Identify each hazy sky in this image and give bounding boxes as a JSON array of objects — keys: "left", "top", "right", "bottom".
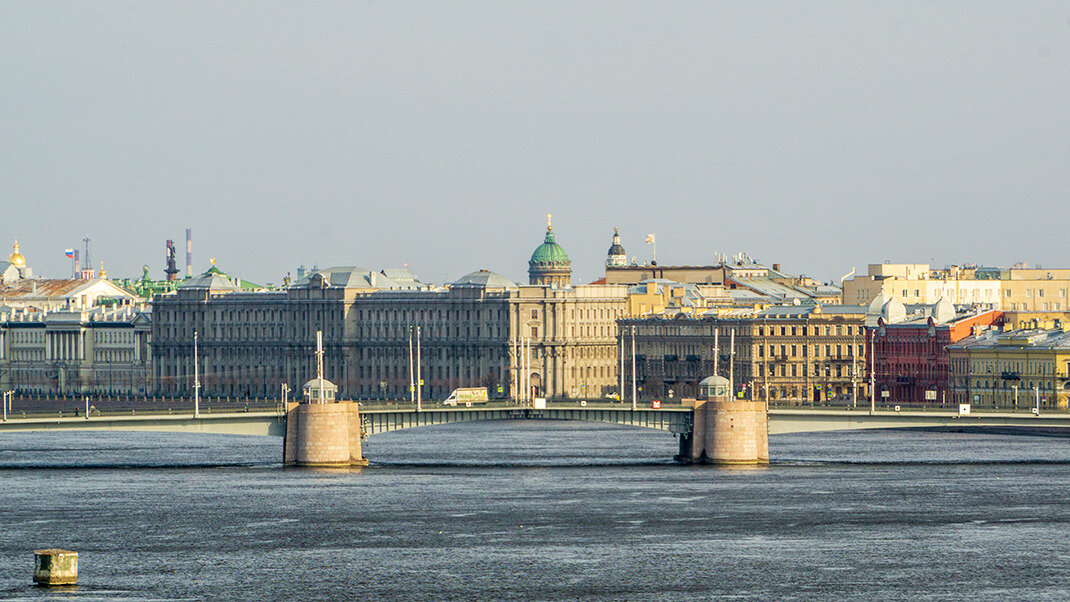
[{"left": 3, "top": 2, "right": 1069, "bottom": 286}]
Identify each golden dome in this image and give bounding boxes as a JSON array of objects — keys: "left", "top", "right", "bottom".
[{"left": 8, "top": 240, "right": 26, "bottom": 268}]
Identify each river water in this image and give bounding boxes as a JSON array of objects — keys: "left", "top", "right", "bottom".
[{"left": 0, "top": 421, "right": 1068, "bottom": 601}]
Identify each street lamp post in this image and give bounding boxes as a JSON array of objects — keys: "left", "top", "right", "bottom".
[
  {"left": 869, "top": 329, "right": 876, "bottom": 414},
  {"left": 193, "top": 330, "right": 200, "bottom": 418},
  {"left": 851, "top": 334, "right": 858, "bottom": 408},
  {"left": 416, "top": 326, "right": 422, "bottom": 412},
  {"left": 631, "top": 326, "right": 637, "bottom": 411}
]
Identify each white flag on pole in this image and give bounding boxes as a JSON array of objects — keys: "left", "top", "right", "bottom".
[{"left": 645, "top": 234, "right": 655, "bottom": 245}]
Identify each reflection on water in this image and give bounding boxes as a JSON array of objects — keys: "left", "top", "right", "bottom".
[{"left": 0, "top": 421, "right": 1067, "bottom": 600}]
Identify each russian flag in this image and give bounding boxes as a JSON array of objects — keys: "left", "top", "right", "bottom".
[{"left": 64, "top": 249, "right": 74, "bottom": 258}]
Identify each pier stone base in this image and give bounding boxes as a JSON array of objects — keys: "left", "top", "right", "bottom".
[
  {"left": 283, "top": 401, "right": 367, "bottom": 467},
  {"left": 681, "top": 375, "right": 769, "bottom": 465}
]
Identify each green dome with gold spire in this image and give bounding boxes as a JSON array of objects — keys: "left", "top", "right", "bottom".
[
  {"left": 529, "top": 228, "right": 571, "bottom": 266},
  {"left": 528, "top": 214, "right": 572, "bottom": 287}
]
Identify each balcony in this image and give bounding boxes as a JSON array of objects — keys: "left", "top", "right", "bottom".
[{"left": 1001, "top": 372, "right": 1020, "bottom": 381}]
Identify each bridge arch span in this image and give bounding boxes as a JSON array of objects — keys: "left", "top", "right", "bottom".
[{"left": 360, "top": 407, "right": 692, "bottom": 437}]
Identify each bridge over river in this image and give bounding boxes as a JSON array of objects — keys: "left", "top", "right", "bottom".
[{"left": 3, "top": 401, "right": 1068, "bottom": 449}]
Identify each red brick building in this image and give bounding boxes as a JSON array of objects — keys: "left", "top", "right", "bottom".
[{"left": 869, "top": 301, "right": 1002, "bottom": 405}]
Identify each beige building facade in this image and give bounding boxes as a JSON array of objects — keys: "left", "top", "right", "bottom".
[
  {"left": 620, "top": 305, "right": 869, "bottom": 404},
  {"left": 0, "top": 305, "right": 152, "bottom": 396},
  {"left": 948, "top": 327, "right": 1070, "bottom": 410},
  {"left": 843, "top": 264, "right": 1001, "bottom": 307},
  {"left": 844, "top": 263, "right": 1070, "bottom": 311},
  {"left": 153, "top": 257, "right": 627, "bottom": 401}
]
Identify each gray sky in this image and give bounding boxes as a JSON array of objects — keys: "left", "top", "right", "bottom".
[{"left": 3, "top": 2, "right": 1069, "bottom": 286}]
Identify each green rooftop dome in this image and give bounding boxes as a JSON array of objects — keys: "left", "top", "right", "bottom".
[
  {"left": 528, "top": 216, "right": 572, "bottom": 287},
  {"left": 529, "top": 228, "right": 571, "bottom": 267}
]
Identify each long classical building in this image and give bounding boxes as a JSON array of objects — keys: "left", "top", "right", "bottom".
[
  {"left": 152, "top": 224, "right": 628, "bottom": 401},
  {"left": 0, "top": 305, "right": 152, "bottom": 396},
  {"left": 0, "top": 243, "right": 151, "bottom": 396},
  {"left": 619, "top": 304, "right": 869, "bottom": 404}
]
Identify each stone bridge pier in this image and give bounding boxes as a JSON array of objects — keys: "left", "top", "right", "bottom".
[
  {"left": 283, "top": 375, "right": 369, "bottom": 469},
  {"left": 283, "top": 401, "right": 368, "bottom": 467},
  {"left": 681, "top": 375, "right": 769, "bottom": 465}
]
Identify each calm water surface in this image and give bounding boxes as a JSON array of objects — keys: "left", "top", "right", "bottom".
[{"left": 0, "top": 421, "right": 1068, "bottom": 601}]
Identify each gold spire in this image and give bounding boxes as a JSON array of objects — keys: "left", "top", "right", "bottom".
[
  {"left": 8, "top": 239, "right": 26, "bottom": 268},
  {"left": 99, "top": 260, "right": 107, "bottom": 279},
  {"left": 546, "top": 213, "right": 552, "bottom": 231}
]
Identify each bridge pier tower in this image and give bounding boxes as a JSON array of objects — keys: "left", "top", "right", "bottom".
[
  {"left": 283, "top": 376, "right": 367, "bottom": 467},
  {"left": 681, "top": 375, "right": 768, "bottom": 465}
]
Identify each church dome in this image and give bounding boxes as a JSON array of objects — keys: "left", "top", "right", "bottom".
[
  {"left": 528, "top": 216, "right": 572, "bottom": 287},
  {"left": 606, "top": 228, "right": 626, "bottom": 268},
  {"left": 8, "top": 240, "right": 26, "bottom": 268},
  {"left": 529, "top": 229, "right": 571, "bottom": 267}
]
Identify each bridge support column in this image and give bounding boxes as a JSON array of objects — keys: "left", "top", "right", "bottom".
[
  {"left": 283, "top": 401, "right": 367, "bottom": 467},
  {"left": 688, "top": 375, "right": 769, "bottom": 466}
]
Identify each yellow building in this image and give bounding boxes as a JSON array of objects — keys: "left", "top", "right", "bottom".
[
  {"left": 1000, "top": 311, "right": 1070, "bottom": 330},
  {"left": 621, "top": 304, "right": 869, "bottom": 403},
  {"left": 842, "top": 264, "right": 1000, "bottom": 307},
  {"left": 624, "top": 280, "right": 729, "bottom": 317},
  {"left": 948, "top": 328, "right": 1070, "bottom": 410},
  {"left": 998, "top": 268, "right": 1070, "bottom": 312},
  {"left": 844, "top": 263, "right": 1070, "bottom": 312}
]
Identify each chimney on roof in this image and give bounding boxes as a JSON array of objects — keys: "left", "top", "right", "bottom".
[{"left": 186, "top": 228, "right": 193, "bottom": 277}]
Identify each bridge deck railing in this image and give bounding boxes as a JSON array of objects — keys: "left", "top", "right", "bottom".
[{"left": 3, "top": 397, "right": 1068, "bottom": 423}]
